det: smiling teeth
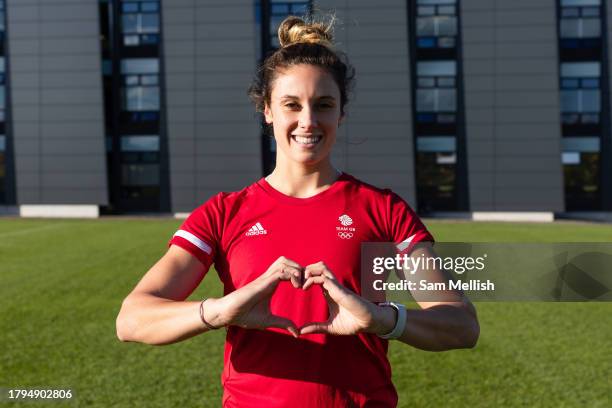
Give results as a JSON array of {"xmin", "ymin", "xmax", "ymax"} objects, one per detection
[{"xmin": 294, "ymin": 135, "xmax": 322, "ymax": 145}]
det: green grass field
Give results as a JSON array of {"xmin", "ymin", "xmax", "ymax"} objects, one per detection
[{"xmin": 0, "ymin": 218, "xmax": 610, "ymax": 407}]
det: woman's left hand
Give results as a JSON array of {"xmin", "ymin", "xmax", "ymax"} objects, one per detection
[{"xmin": 299, "ymin": 262, "xmax": 395, "ymax": 336}]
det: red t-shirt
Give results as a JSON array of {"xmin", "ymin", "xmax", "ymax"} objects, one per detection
[{"xmin": 169, "ymin": 173, "xmax": 434, "ymax": 407}]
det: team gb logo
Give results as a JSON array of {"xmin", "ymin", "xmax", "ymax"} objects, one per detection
[
  {"xmin": 338, "ymin": 214, "xmax": 353, "ymax": 226},
  {"xmin": 337, "ymin": 214, "xmax": 355, "ymax": 239}
]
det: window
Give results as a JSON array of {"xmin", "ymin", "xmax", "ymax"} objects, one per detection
[
  {"xmin": 120, "ymin": 0, "xmax": 160, "ymax": 47},
  {"xmin": 561, "ymin": 0, "xmax": 600, "ymax": 5},
  {"xmin": 120, "ymin": 135, "xmax": 159, "ymax": 152},
  {"xmin": 121, "ymin": 58, "xmax": 158, "ymax": 74},
  {"xmin": 269, "ymin": 1, "xmax": 310, "ymax": 48},
  {"xmin": 0, "ymin": 56, "xmax": 4, "ymax": 122},
  {"xmin": 416, "ymin": 136, "xmax": 457, "ymax": 211},
  {"xmin": 417, "ymin": 136, "xmax": 457, "ymax": 164},
  {"xmin": 560, "ymin": 62, "xmax": 600, "ymax": 123},
  {"xmin": 557, "ymin": 0, "xmax": 607, "ymax": 211},
  {"xmin": 121, "ymin": 59, "xmax": 160, "ymax": 112},
  {"xmin": 120, "ymin": 135, "xmax": 160, "ymax": 197},
  {"xmin": 0, "ymin": 134, "xmax": 5, "ymax": 202},
  {"xmin": 416, "ymin": 61, "xmax": 457, "ymax": 120},
  {"xmin": 560, "ymin": 0, "xmax": 601, "ymax": 48},
  {"xmin": 561, "ymin": 137, "xmax": 600, "ymax": 209},
  {"xmin": 0, "ymin": 1, "xmax": 5, "ymax": 34},
  {"xmin": 416, "ymin": 0, "xmax": 457, "ymax": 49},
  {"xmin": 121, "ymin": 164, "xmax": 159, "ymax": 186},
  {"xmin": 562, "ymin": 136, "xmax": 600, "ymax": 155},
  {"xmin": 411, "ymin": 2, "xmax": 465, "ymax": 212},
  {"xmin": 100, "ymin": 0, "xmax": 166, "ymax": 211},
  {"xmin": 0, "ymin": 2, "xmax": 7, "ymax": 203}
]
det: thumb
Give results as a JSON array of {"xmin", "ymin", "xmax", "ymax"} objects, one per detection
[
  {"xmin": 266, "ymin": 314, "xmax": 300, "ymax": 338},
  {"xmin": 299, "ymin": 321, "xmax": 331, "ymax": 335},
  {"xmin": 244, "ymin": 272, "xmax": 282, "ymax": 300}
]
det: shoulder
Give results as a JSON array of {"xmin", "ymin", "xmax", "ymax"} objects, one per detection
[
  {"xmin": 341, "ymin": 172, "xmax": 421, "ymax": 222},
  {"xmin": 189, "ymin": 179, "xmax": 262, "ymax": 218},
  {"xmin": 341, "ymin": 172, "xmax": 403, "ymax": 204}
]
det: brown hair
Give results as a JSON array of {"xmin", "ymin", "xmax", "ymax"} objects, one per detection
[{"xmin": 248, "ymin": 15, "xmax": 355, "ymax": 117}]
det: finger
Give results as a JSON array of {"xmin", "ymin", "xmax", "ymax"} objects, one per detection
[
  {"xmin": 275, "ymin": 256, "xmax": 303, "ymax": 271},
  {"xmin": 276, "ymin": 265, "xmax": 303, "ymax": 288},
  {"xmin": 303, "ymin": 275, "xmax": 325, "ymax": 291},
  {"xmin": 309, "ymin": 275, "xmax": 354, "ymax": 309},
  {"xmin": 270, "ymin": 265, "xmax": 300, "ymax": 281},
  {"xmin": 303, "ymin": 271, "xmax": 338, "ymax": 293},
  {"xmin": 266, "ymin": 315, "xmax": 300, "ymax": 338},
  {"xmin": 304, "ymin": 264, "xmax": 325, "ymax": 281},
  {"xmin": 299, "ymin": 321, "xmax": 331, "ymax": 335},
  {"xmin": 249, "ymin": 265, "xmax": 300, "ymax": 298},
  {"xmin": 323, "ymin": 280, "xmax": 369, "ymax": 313},
  {"xmin": 286, "ymin": 266, "xmax": 302, "ymax": 289},
  {"xmin": 305, "ymin": 262, "xmax": 336, "ymax": 279}
]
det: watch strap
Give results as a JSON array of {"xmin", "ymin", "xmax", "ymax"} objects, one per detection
[{"xmin": 377, "ymin": 301, "xmax": 407, "ymax": 340}]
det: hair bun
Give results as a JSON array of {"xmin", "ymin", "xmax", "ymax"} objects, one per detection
[{"xmin": 278, "ymin": 16, "xmax": 334, "ymax": 49}]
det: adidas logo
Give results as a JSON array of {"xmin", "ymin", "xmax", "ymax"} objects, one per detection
[{"xmin": 245, "ymin": 222, "xmax": 268, "ymax": 236}]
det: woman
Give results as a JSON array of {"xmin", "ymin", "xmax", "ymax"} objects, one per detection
[{"xmin": 116, "ymin": 16, "xmax": 479, "ymax": 407}]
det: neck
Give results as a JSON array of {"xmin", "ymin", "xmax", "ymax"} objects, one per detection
[{"xmin": 266, "ymin": 158, "xmax": 340, "ymax": 198}]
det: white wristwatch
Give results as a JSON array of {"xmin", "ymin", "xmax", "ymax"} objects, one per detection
[{"xmin": 377, "ymin": 301, "xmax": 407, "ymax": 340}]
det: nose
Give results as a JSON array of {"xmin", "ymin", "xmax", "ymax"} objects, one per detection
[{"xmin": 298, "ymin": 106, "xmax": 318, "ymax": 130}]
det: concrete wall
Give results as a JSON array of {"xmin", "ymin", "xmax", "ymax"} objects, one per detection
[
  {"xmin": 318, "ymin": 0, "xmax": 418, "ymax": 205},
  {"xmin": 7, "ymin": 0, "xmax": 107, "ymax": 205},
  {"xmin": 462, "ymin": 0, "xmax": 564, "ymax": 211},
  {"xmin": 163, "ymin": 0, "xmax": 261, "ymax": 212}
]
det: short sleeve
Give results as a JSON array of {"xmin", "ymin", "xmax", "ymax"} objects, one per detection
[
  {"xmin": 168, "ymin": 194, "xmax": 223, "ymax": 269},
  {"xmin": 388, "ymin": 192, "xmax": 434, "ymax": 254}
]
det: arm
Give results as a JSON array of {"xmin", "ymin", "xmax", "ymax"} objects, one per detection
[
  {"xmin": 300, "ymin": 247, "xmax": 479, "ymax": 351},
  {"xmin": 116, "ymin": 245, "xmax": 210, "ymax": 345},
  {"xmin": 116, "ymin": 249, "xmax": 304, "ymax": 345},
  {"xmin": 392, "ymin": 302, "xmax": 479, "ymax": 351},
  {"xmin": 374, "ymin": 243, "xmax": 480, "ymax": 351}
]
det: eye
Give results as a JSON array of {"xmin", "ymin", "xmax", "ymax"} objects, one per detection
[
  {"xmin": 284, "ymin": 102, "xmax": 300, "ymax": 110},
  {"xmin": 317, "ymin": 102, "xmax": 334, "ymax": 109}
]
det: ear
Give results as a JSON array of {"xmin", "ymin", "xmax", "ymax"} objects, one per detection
[
  {"xmin": 338, "ymin": 114, "xmax": 345, "ymax": 127},
  {"xmin": 264, "ymin": 103, "xmax": 273, "ymax": 124}
]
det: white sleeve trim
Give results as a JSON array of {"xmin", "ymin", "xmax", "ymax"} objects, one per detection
[
  {"xmin": 396, "ymin": 234, "xmax": 416, "ymax": 252},
  {"xmin": 173, "ymin": 230, "xmax": 213, "ymax": 255}
]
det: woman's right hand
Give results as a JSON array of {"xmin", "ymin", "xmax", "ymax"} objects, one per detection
[{"xmin": 202, "ymin": 256, "xmax": 303, "ymax": 337}]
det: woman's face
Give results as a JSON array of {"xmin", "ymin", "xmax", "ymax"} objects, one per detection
[{"xmin": 264, "ymin": 64, "xmax": 343, "ymax": 167}]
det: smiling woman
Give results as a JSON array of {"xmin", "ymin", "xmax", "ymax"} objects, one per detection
[
  {"xmin": 264, "ymin": 64, "xmax": 340, "ymax": 168},
  {"xmin": 116, "ymin": 14, "xmax": 479, "ymax": 408}
]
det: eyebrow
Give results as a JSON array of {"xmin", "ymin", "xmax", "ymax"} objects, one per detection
[{"xmin": 279, "ymin": 95, "xmax": 336, "ymax": 101}]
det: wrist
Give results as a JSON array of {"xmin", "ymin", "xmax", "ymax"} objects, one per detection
[
  {"xmin": 201, "ymin": 298, "xmax": 225, "ymax": 329},
  {"xmin": 368, "ymin": 303, "xmax": 397, "ymax": 335},
  {"xmin": 376, "ymin": 302, "xmax": 407, "ymax": 340}
]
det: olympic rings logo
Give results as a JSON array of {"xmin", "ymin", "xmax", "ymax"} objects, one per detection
[{"xmin": 338, "ymin": 232, "xmax": 354, "ymax": 239}]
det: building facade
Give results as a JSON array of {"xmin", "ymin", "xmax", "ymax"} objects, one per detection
[{"xmin": 0, "ymin": 0, "xmax": 610, "ymax": 219}]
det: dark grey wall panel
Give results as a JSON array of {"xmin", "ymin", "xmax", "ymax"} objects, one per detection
[
  {"xmin": 319, "ymin": 1, "xmax": 417, "ymax": 205},
  {"xmin": 7, "ymin": 0, "xmax": 107, "ymax": 205},
  {"xmin": 163, "ymin": 0, "xmax": 260, "ymax": 212},
  {"xmin": 606, "ymin": 0, "xmax": 612, "ymax": 210},
  {"xmin": 462, "ymin": 0, "xmax": 564, "ymax": 211}
]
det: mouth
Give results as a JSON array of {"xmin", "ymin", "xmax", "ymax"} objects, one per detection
[{"xmin": 291, "ymin": 134, "xmax": 323, "ymax": 147}]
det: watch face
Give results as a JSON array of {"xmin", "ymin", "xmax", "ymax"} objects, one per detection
[{"xmin": 377, "ymin": 301, "xmax": 407, "ymax": 340}]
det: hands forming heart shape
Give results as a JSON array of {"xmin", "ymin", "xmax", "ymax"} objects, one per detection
[{"xmin": 203, "ymin": 256, "xmax": 394, "ymax": 338}]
